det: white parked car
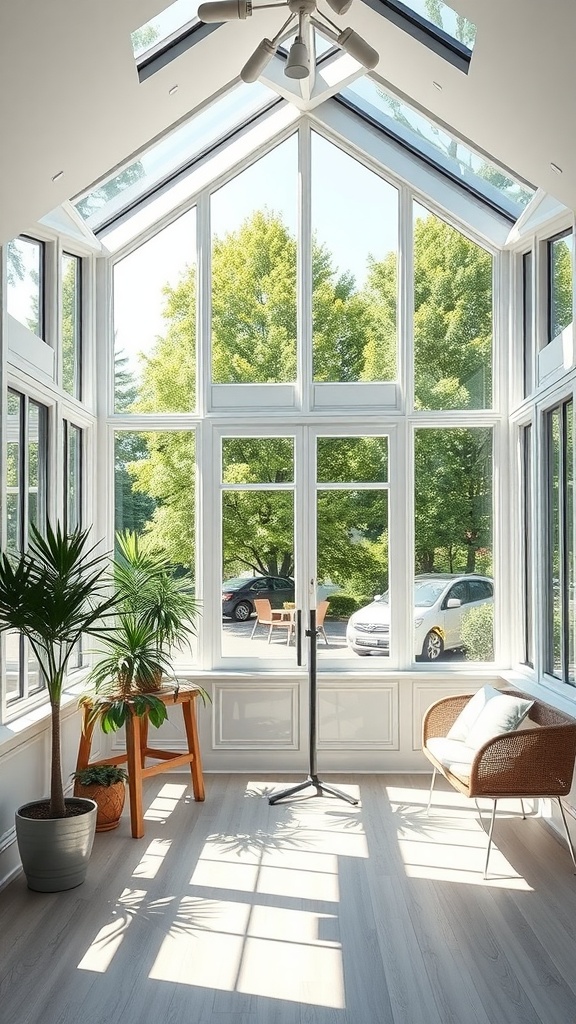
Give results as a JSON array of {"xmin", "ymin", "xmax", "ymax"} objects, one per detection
[{"xmin": 346, "ymin": 574, "xmax": 494, "ymax": 660}]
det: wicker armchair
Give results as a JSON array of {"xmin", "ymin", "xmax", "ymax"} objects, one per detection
[{"xmin": 422, "ymin": 690, "xmax": 576, "ymax": 878}]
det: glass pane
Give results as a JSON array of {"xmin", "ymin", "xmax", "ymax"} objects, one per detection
[
  {"xmin": 66, "ymin": 424, "xmax": 82, "ymax": 532},
  {"xmin": 222, "ymin": 438, "xmax": 294, "ymax": 484},
  {"xmin": 62, "ymin": 253, "xmax": 81, "ymax": 398},
  {"xmin": 211, "ymin": 137, "xmax": 298, "ymax": 384},
  {"xmin": 131, "ymin": 0, "xmax": 201, "ymax": 59},
  {"xmin": 523, "ymin": 425, "xmax": 533, "ymax": 667},
  {"xmin": 523, "ymin": 251, "xmax": 533, "ymax": 398},
  {"xmin": 414, "ymin": 428, "xmax": 493, "ymax": 662},
  {"xmin": 379, "ymin": 0, "xmax": 476, "ymax": 48},
  {"xmin": 311, "ymin": 133, "xmax": 398, "ymax": 383},
  {"xmin": 222, "ymin": 490, "xmax": 294, "ymax": 659},
  {"xmin": 341, "ymin": 78, "xmax": 534, "ymax": 217},
  {"xmin": 115, "ymin": 430, "xmax": 197, "ymax": 667},
  {"xmin": 114, "ymin": 208, "xmax": 196, "ymax": 412},
  {"xmin": 549, "ymin": 232, "xmax": 573, "ymax": 341},
  {"xmin": 75, "ymin": 83, "xmax": 275, "ymax": 230},
  {"xmin": 549, "ymin": 409, "xmax": 562, "ymax": 677},
  {"xmin": 317, "ymin": 437, "xmax": 388, "ymax": 484},
  {"xmin": 320, "ymin": 490, "xmax": 388, "ymax": 660},
  {"xmin": 5, "ymin": 632, "xmax": 21, "ymax": 701},
  {"xmin": 6, "ymin": 237, "xmax": 43, "ymax": 337},
  {"xmin": 414, "ymin": 204, "xmax": 492, "ymax": 410},
  {"xmin": 567, "ymin": 408, "xmax": 575, "ymax": 683},
  {"xmin": 28, "ymin": 402, "xmax": 47, "ymax": 536},
  {"xmin": 6, "ymin": 391, "xmax": 21, "ymax": 552}
]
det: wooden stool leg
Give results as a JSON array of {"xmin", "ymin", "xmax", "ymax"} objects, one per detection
[
  {"xmin": 126, "ymin": 712, "xmax": 145, "ymax": 838},
  {"xmin": 139, "ymin": 713, "xmax": 150, "ymax": 767},
  {"xmin": 182, "ymin": 699, "xmax": 205, "ymax": 802}
]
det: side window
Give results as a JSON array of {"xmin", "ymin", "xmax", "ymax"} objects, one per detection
[
  {"xmin": 447, "ymin": 581, "xmax": 468, "ymax": 605},
  {"xmin": 548, "ymin": 230, "xmax": 573, "ymax": 344},
  {"xmin": 469, "ymin": 580, "xmax": 492, "ymax": 601},
  {"xmin": 5, "ymin": 390, "xmax": 49, "ymax": 707},
  {"xmin": 6, "ymin": 236, "xmax": 45, "ymax": 340},
  {"xmin": 251, "ymin": 579, "xmax": 269, "ymax": 592}
]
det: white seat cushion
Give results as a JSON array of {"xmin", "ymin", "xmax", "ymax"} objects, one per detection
[
  {"xmin": 426, "ymin": 737, "xmax": 475, "ymax": 781},
  {"xmin": 446, "ymin": 684, "xmax": 502, "ymax": 742}
]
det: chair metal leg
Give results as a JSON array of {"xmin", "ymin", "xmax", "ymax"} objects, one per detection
[
  {"xmin": 426, "ymin": 768, "xmax": 437, "ymax": 815},
  {"xmin": 483, "ymin": 800, "xmax": 498, "ymax": 880},
  {"xmin": 250, "ymin": 619, "xmax": 259, "ymax": 639},
  {"xmin": 557, "ymin": 797, "xmax": 576, "ymax": 873},
  {"xmin": 520, "ymin": 798, "xmax": 526, "ymax": 819}
]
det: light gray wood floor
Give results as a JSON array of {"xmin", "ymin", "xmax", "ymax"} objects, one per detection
[{"xmin": 2, "ymin": 773, "xmax": 576, "ymax": 1024}]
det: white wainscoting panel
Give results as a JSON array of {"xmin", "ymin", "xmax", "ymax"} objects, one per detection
[
  {"xmin": 412, "ymin": 680, "xmax": 493, "ymax": 750},
  {"xmin": 318, "ymin": 681, "xmax": 398, "ymax": 749},
  {"xmin": 214, "ymin": 683, "xmax": 299, "ymax": 748}
]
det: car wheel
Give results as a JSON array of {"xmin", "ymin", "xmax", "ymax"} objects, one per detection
[
  {"xmin": 232, "ymin": 600, "xmax": 252, "ymax": 622},
  {"xmin": 356, "ymin": 650, "xmax": 372, "ymax": 657},
  {"xmin": 422, "ymin": 630, "xmax": 444, "ymax": 661}
]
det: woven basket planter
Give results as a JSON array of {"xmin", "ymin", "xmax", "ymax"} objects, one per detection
[{"xmin": 73, "ymin": 780, "xmax": 126, "ymax": 832}]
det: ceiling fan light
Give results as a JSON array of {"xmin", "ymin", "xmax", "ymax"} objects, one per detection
[
  {"xmin": 336, "ymin": 27, "xmax": 379, "ymax": 68},
  {"xmin": 325, "ymin": 0, "xmax": 353, "ymax": 15},
  {"xmin": 240, "ymin": 38, "xmax": 276, "ymax": 82},
  {"xmin": 285, "ymin": 38, "xmax": 310, "ymax": 79},
  {"xmin": 198, "ymin": 0, "xmax": 251, "ymax": 21}
]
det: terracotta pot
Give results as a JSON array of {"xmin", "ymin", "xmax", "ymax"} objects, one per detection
[
  {"xmin": 135, "ymin": 668, "xmax": 163, "ymax": 693},
  {"xmin": 73, "ymin": 780, "xmax": 126, "ymax": 832}
]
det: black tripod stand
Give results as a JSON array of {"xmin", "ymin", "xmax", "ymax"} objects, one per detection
[{"xmin": 269, "ymin": 608, "xmax": 359, "ymax": 806}]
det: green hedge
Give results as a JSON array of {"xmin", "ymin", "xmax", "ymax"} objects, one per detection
[
  {"xmin": 326, "ymin": 595, "xmax": 359, "ymax": 617},
  {"xmin": 461, "ymin": 604, "xmax": 494, "ymax": 661}
]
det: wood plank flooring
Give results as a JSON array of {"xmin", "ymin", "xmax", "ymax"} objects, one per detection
[{"xmin": 1, "ymin": 773, "xmax": 576, "ymax": 1024}]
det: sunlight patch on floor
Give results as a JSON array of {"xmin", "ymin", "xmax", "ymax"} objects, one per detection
[
  {"xmin": 144, "ymin": 782, "xmax": 187, "ymax": 822},
  {"xmin": 132, "ymin": 837, "xmax": 172, "ymax": 879},
  {"xmin": 77, "ymin": 887, "xmax": 147, "ymax": 973}
]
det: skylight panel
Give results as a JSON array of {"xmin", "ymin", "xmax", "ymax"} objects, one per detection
[
  {"xmin": 131, "ymin": 0, "xmax": 201, "ymax": 61},
  {"xmin": 73, "ymin": 83, "xmax": 277, "ymax": 231},
  {"xmin": 340, "ymin": 78, "xmax": 535, "ymax": 218},
  {"xmin": 363, "ymin": 0, "xmax": 476, "ymax": 72},
  {"xmin": 384, "ymin": 0, "xmax": 476, "ymax": 50}
]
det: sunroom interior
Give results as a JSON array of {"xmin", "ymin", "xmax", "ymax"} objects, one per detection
[{"xmin": 1, "ymin": 0, "xmax": 576, "ymax": 1018}]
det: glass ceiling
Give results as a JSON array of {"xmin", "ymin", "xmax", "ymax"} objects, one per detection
[
  {"xmin": 74, "ymin": 83, "xmax": 277, "ymax": 231},
  {"xmin": 382, "ymin": 0, "xmax": 476, "ymax": 51},
  {"xmin": 131, "ymin": 0, "xmax": 201, "ymax": 61},
  {"xmin": 340, "ymin": 77, "xmax": 535, "ymax": 218}
]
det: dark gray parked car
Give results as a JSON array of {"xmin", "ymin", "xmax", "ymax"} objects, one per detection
[{"xmin": 222, "ymin": 575, "xmax": 295, "ymax": 621}]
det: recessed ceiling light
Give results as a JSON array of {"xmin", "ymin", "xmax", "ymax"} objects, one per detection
[
  {"xmin": 432, "ymin": 81, "xmax": 442, "ymax": 91},
  {"xmin": 550, "ymin": 162, "xmax": 563, "ymax": 175},
  {"xmin": 168, "ymin": 84, "xmax": 179, "ymax": 95},
  {"xmin": 51, "ymin": 171, "xmax": 64, "ymax": 182}
]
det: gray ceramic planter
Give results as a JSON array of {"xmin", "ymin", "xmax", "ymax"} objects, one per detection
[{"xmin": 15, "ymin": 798, "xmax": 98, "ymax": 892}]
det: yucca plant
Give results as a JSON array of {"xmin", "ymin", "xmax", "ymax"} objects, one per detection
[{"xmin": 0, "ymin": 523, "xmax": 117, "ymax": 818}]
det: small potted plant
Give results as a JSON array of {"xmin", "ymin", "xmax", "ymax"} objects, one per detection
[
  {"xmin": 0, "ymin": 522, "xmax": 117, "ymax": 891},
  {"xmin": 72, "ymin": 765, "xmax": 129, "ymax": 832}
]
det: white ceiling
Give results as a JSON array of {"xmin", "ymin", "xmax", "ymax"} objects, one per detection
[{"xmin": 1, "ymin": 0, "xmax": 574, "ymax": 246}]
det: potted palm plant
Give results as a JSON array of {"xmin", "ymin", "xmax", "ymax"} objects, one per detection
[
  {"xmin": 81, "ymin": 531, "xmax": 205, "ymax": 734},
  {"xmin": 0, "ymin": 522, "xmax": 117, "ymax": 891}
]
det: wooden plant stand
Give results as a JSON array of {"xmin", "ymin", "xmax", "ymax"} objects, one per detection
[{"xmin": 76, "ymin": 683, "xmax": 205, "ymax": 838}]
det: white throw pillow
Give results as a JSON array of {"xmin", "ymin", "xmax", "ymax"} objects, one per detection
[
  {"xmin": 446, "ymin": 684, "xmax": 502, "ymax": 742},
  {"xmin": 465, "ymin": 694, "xmax": 534, "ymax": 750}
]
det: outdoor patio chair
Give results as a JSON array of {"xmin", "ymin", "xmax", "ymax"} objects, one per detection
[{"xmin": 250, "ymin": 598, "xmax": 292, "ymax": 644}]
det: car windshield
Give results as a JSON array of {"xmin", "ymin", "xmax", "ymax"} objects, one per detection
[{"xmin": 414, "ymin": 580, "xmax": 447, "ymax": 607}]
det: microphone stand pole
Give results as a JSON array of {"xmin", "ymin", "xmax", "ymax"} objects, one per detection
[{"xmin": 269, "ymin": 608, "xmax": 359, "ymax": 806}]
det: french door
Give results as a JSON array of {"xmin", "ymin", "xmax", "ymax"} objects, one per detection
[{"xmin": 218, "ymin": 426, "xmax": 390, "ymax": 669}]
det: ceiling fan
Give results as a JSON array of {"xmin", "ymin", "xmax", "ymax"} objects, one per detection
[{"xmin": 197, "ymin": 0, "xmax": 379, "ymax": 83}]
